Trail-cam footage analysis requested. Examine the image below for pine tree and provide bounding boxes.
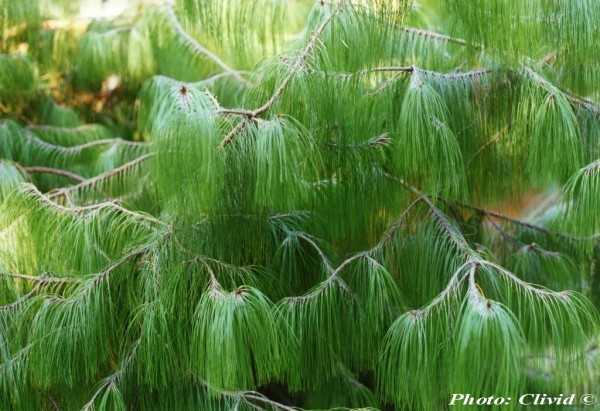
[0,0,599,409]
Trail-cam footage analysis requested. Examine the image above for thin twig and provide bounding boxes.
[523,66,600,116]
[385,174,475,257]
[456,201,600,242]
[217,4,340,147]
[283,231,335,274]
[83,339,140,410]
[189,71,251,86]
[416,261,473,314]
[467,264,488,306]
[486,217,523,247]
[48,153,155,199]
[204,88,223,110]
[375,196,424,247]
[4,273,81,284]
[368,66,491,78]
[385,172,599,242]
[0,285,41,311]
[26,124,100,132]
[467,126,509,166]
[24,183,165,228]
[310,65,491,82]
[45,245,153,306]
[399,26,472,47]
[27,134,146,153]
[166,5,246,84]
[279,231,356,303]
[197,379,299,411]
[22,166,86,182]
[219,119,249,148]
[479,260,570,298]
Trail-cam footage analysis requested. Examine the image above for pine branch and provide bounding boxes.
[83,339,140,410]
[376,196,424,246]
[456,201,600,242]
[426,261,472,310]
[22,166,86,182]
[283,231,334,274]
[191,71,251,86]
[84,245,152,290]
[523,66,600,116]
[26,134,147,154]
[219,119,249,148]
[478,260,572,299]
[197,257,223,294]
[217,4,340,147]
[385,173,599,242]
[44,244,153,305]
[151,72,251,90]
[24,184,164,228]
[467,263,486,305]
[166,5,246,84]
[279,229,356,302]
[0,284,40,311]
[399,26,473,47]
[311,65,491,83]
[486,216,523,247]
[26,124,101,132]
[197,379,299,411]
[4,273,81,284]
[466,126,509,166]
[385,174,475,257]
[47,153,155,199]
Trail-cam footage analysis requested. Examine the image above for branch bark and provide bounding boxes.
[22,166,86,182]
[217,5,340,148]
[166,6,246,84]
[48,153,155,199]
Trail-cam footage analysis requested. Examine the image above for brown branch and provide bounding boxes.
[523,66,600,116]
[217,5,340,147]
[22,166,86,182]
[166,6,246,84]
[197,379,299,411]
[0,285,41,311]
[48,153,154,199]
[51,245,154,305]
[371,195,423,251]
[467,125,509,166]
[480,260,571,298]
[218,119,249,148]
[486,216,523,247]
[252,7,338,117]
[384,171,599,242]
[413,261,473,315]
[204,89,223,110]
[311,65,491,80]
[385,174,475,257]
[565,94,600,116]
[399,26,473,47]
[26,134,147,153]
[26,124,100,132]
[5,273,81,284]
[457,202,599,242]
[23,183,165,228]
[368,66,492,94]
[83,339,140,411]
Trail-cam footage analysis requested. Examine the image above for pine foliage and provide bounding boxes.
[0,0,599,410]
